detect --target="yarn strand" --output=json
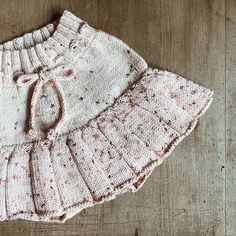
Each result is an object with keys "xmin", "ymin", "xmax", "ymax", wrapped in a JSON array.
[{"xmin": 15, "ymin": 64, "xmax": 75, "ymax": 141}]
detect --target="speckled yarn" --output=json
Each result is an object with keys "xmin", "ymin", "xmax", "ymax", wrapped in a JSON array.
[{"xmin": 0, "ymin": 10, "xmax": 213, "ymax": 223}]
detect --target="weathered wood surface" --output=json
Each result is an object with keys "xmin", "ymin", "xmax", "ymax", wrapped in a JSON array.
[
  {"xmin": 226, "ymin": 1, "xmax": 236, "ymax": 235},
  {"xmin": 0, "ymin": 0, "xmax": 230, "ymax": 235}
]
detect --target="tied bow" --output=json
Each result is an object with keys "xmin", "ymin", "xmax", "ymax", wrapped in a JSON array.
[{"xmin": 16, "ymin": 64, "xmax": 75, "ymax": 141}]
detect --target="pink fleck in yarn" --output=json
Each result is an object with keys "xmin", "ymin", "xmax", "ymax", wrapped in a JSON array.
[{"xmin": 0, "ymin": 10, "xmax": 213, "ymax": 223}]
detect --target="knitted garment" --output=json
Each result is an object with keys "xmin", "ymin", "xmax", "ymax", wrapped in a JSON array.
[{"xmin": 0, "ymin": 10, "xmax": 213, "ymax": 223}]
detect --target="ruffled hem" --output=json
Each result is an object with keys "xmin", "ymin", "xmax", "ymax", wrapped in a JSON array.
[{"xmin": 0, "ymin": 67, "xmax": 213, "ymax": 223}]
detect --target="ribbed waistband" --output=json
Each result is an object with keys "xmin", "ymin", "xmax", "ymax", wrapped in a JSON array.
[{"xmin": 0, "ymin": 10, "xmax": 97, "ymax": 86}]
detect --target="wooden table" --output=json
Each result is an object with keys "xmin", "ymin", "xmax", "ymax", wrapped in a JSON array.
[{"xmin": 0, "ymin": 0, "xmax": 232, "ymax": 235}]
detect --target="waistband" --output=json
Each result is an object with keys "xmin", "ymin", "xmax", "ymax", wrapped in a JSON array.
[{"xmin": 0, "ymin": 10, "xmax": 97, "ymax": 86}]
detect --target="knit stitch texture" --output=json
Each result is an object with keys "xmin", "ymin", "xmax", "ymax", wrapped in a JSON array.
[{"xmin": 0, "ymin": 10, "xmax": 213, "ymax": 223}]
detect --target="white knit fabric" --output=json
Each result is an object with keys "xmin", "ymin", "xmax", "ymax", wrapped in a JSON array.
[{"xmin": 0, "ymin": 10, "xmax": 213, "ymax": 223}]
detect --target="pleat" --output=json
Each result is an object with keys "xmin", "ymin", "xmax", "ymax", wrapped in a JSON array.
[
  {"xmin": 50, "ymin": 135, "xmax": 93, "ymax": 209},
  {"xmin": 6, "ymin": 144, "xmax": 35, "ymax": 217},
  {"xmin": 81, "ymin": 120, "xmax": 136, "ymax": 188},
  {"xmin": 163, "ymin": 71, "xmax": 213, "ymax": 117},
  {"xmin": 66, "ymin": 130, "xmax": 113, "ymax": 201},
  {"xmin": 30, "ymin": 141, "xmax": 63, "ymax": 215},
  {"xmin": 96, "ymin": 112, "xmax": 160, "ymax": 173},
  {"xmin": 140, "ymin": 69, "xmax": 213, "ymax": 118},
  {"xmin": 122, "ymin": 88, "xmax": 194, "ymax": 134},
  {"xmin": 0, "ymin": 147, "xmax": 14, "ymax": 220},
  {"xmin": 113, "ymin": 105, "xmax": 180, "ymax": 157}
]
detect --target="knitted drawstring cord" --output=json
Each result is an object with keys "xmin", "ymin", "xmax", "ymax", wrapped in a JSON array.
[{"xmin": 15, "ymin": 64, "xmax": 75, "ymax": 141}]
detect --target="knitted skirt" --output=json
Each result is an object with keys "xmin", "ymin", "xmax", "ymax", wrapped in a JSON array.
[{"xmin": 0, "ymin": 10, "xmax": 213, "ymax": 222}]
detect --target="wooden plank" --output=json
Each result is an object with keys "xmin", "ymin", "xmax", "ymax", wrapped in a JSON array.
[
  {"xmin": 226, "ymin": 1, "xmax": 236, "ymax": 235},
  {"xmin": 0, "ymin": 0, "xmax": 227, "ymax": 235}
]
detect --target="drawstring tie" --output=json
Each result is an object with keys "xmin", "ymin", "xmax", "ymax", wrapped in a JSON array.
[{"xmin": 15, "ymin": 64, "xmax": 75, "ymax": 141}]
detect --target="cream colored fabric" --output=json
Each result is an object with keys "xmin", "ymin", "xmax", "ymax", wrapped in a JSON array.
[{"xmin": 0, "ymin": 10, "xmax": 213, "ymax": 223}]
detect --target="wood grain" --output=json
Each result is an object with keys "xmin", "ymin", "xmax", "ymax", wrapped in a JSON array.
[
  {"xmin": 0, "ymin": 0, "xmax": 230, "ymax": 235},
  {"xmin": 226, "ymin": 1, "xmax": 236, "ymax": 235}
]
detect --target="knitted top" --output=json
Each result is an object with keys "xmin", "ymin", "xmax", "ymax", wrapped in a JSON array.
[{"xmin": 0, "ymin": 10, "xmax": 213, "ymax": 223}]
